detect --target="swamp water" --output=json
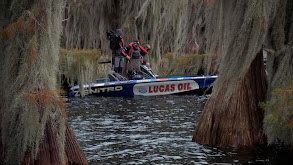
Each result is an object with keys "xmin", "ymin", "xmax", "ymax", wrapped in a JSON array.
[{"xmin": 66, "ymin": 95, "xmax": 292, "ymax": 164}]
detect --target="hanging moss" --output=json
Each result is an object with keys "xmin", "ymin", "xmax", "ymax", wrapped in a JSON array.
[
  {"xmin": 62, "ymin": 0, "xmax": 205, "ymax": 73},
  {"xmin": 58, "ymin": 48, "xmax": 105, "ymax": 96},
  {"xmin": 192, "ymin": 0, "xmax": 293, "ymax": 147},
  {"xmin": 159, "ymin": 52, "xmax": 208, "ymax": 76},
  {"xmin": 159, "ymin": 52, "xmax": 175, "ymax": 76},
  {"xmin": 11, "ymin": 1, "xmax": 36, "ymax": 20},
  {"xmin": 284, "ymin": 0, "xmax": 293, "ymax": 44},
  {"xmin": 0, "ymin": 0, "xmax": 69, "ymax": 164},
  {"xmin": 201, "ymin": 1, "xmax": 280, "ymax": 99},
  {"xmin": 174, "ymin": 54, "xmax": 207, "ymax": 75},
  {"xmin": 264, "ymin": 82, "xmax": 293, "ymax": 144},
  {"xmin": 263, "ymin": 0, "xmax": 293, "ymax": 145}
]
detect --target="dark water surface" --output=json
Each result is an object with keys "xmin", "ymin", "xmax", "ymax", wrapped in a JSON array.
[{"xmin": 66, "ymin": 95, "xmax": 292, "ymax": 165}]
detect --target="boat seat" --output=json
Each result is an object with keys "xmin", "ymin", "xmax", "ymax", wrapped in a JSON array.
[
  {"xmin": 99, "ymin": 59, "xmax": 111, "ymax": 64},
  {"xmin": 96, "ymin": 78, "xmax": 107, "ymax": 83}
]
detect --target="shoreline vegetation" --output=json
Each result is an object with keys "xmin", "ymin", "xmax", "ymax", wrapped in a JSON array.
[{"xmin": 58, "ymin": 48, "xmax": 210, "ymax": 91}]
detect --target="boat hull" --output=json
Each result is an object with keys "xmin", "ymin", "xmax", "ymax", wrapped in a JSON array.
[{"xmin": 69, "ymin": 75, "xmax": 217, "ymax": 97}]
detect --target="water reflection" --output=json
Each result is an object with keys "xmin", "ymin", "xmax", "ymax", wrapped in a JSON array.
[{"xmin": 66, "ymin": 95, "xmax": 292, "ymax": 165}]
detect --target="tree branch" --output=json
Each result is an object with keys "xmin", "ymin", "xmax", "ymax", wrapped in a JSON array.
[{"xmin": 134, "ymin": 0, "xmax": 151, "ymax": 20}]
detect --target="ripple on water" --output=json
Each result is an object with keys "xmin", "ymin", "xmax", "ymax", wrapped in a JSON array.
[{"xmin": 66, "ymin": 95, "xmax": 289, "ymax": 165}]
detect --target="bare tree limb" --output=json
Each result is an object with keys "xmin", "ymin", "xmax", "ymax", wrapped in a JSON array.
[{"xmin": 134, "ymin": 0, "xmax": 151, "ymax": 20}]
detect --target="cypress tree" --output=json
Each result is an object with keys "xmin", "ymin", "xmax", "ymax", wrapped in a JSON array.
[{"xmin": 0, "ymin": 0, "xmax": 87, "ymax": 164}]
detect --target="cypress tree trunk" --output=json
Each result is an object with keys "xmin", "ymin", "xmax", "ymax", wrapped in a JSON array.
[
  {"xmin": 191, "ymin": 0, "xmax": 281, "ymax": 147},
  {"xmin": 193, "ymin": 50, "xmax": 267, "ymax": 147},
  {"xmin": 22, "ymin": 121, "xmax": 88, "ymax": 165},
  {"xmin": 0, "ymin": 0, "xmax": 88, "ymax": 164}
]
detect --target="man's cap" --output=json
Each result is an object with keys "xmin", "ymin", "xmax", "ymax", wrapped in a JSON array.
[
  {"xmin": 133, "ymin": 40, "xmax": 140, "ymax": 45},
  {"xmin": 115, "ymin": 29, "xmax": 122, "ymax": 36}
]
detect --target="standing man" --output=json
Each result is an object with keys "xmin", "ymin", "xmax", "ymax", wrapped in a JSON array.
[
  {"xmin": 106, "ymin": 29, "xmax": 127, "ymax": 74},
  {"xmin": 122, "ymin": 40, "xmax": 150, "ymax": 79}
]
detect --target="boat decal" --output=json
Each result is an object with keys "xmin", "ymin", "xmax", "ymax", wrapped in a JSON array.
[
  {"xmin": 94, "ymin": 83, "xmax": 105, "ymax": 87},
  {"xmin": 156, "ymin": 78, "xmax": 168, "ymax": 81},
  {"xmin": 133, "ymin": 80, "xmax": 199, "ymax": 96},
  {"xmin": 136, "ymin": 79, "xmax": 152, "ymax": 83},
  {"xmin": 73, "ymin": 85, "xmax": 123, "ymax": 97},
  {"xmin": 190, "ymin": 75, "xmax": 218, "ymax": 79}
]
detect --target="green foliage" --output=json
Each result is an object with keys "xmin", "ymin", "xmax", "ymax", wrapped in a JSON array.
[
  {"xmin": 174, "ymin": 54, "xmax": 207, "ymax": 70},
  {"xmin": 258, "ymin": 101, "xmax": 267, "ymax": 110},
  {"xmin": 59, "ymin": 48, "xmax": 102, "ymax": 73},
  {"xmin": 59, "ymin": 48, "xmax": 105, "ymax": 96},
  {"xmin": 264, "ymin": 81, "xmax": 293, "ymax": 144},
  {"xmin": 159, "ymin": 52, "xmax": 207, "ymax": 76}
]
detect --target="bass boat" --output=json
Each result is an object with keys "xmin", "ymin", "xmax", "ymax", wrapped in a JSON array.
[{"xmin": 69, "ymin": 59, "xmax": 217, "ymax": 97}]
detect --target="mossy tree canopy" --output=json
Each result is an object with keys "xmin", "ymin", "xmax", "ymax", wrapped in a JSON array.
[{"xmin": 62, "ymin": 0, "xmax": 208, "ymax": 72}]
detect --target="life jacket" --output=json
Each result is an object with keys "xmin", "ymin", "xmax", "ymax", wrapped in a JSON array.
[
  {"xmin": 131, "ymin": 46, "xmax": 140, "ymax": 59},
  {"xmin": 126, "ymin": 42, "xmax": 148, "ymax": 56}
]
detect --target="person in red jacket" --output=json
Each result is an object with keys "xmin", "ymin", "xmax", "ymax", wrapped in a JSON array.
[
  {"xmin": 107, "ymin": 29, "xmax": 126, "ymax": 74},
  {"xmin": 122, "ymin": 40, "xmax": 150, "ymax": 78}
]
